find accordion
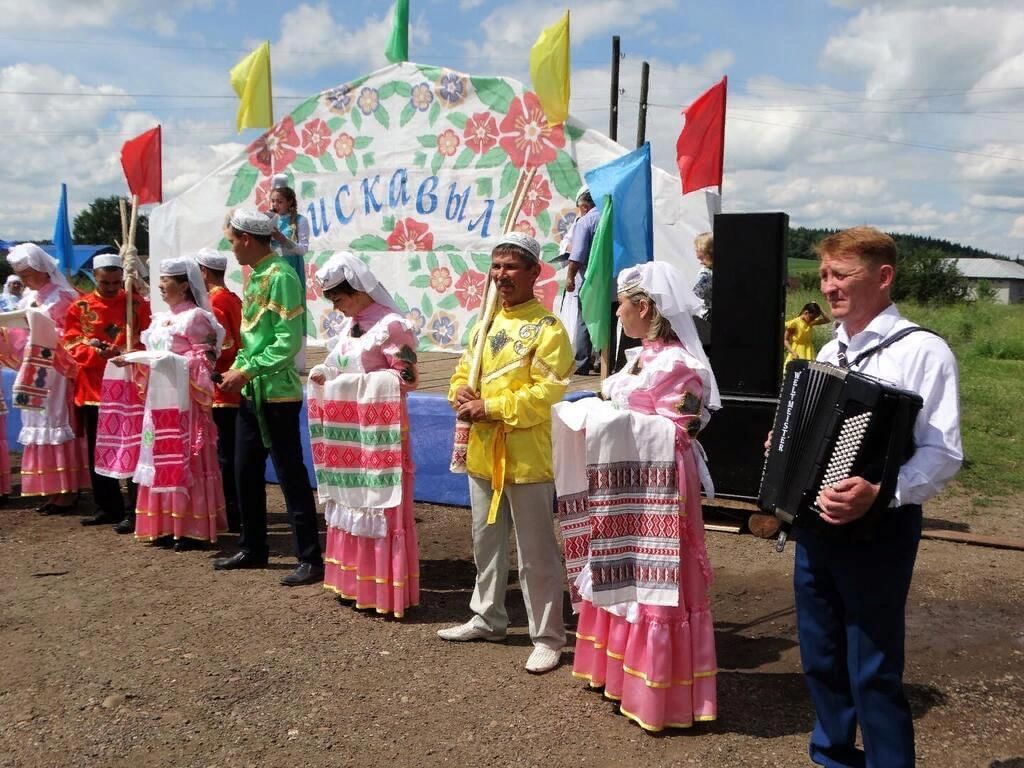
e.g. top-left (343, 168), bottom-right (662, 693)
top-left (758, 360), bottom-right (923, 546)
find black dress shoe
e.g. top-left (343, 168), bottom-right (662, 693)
top-left (213, 551), bottom-right (268, 571)
top-left (174, 539), bottom-right (207, 552)
top-left (81, 512), bottom-right (120, 526)
top-left (114, 517), bottom-right (135, 534)
top-left (280, 562), bottom-right (325, 586)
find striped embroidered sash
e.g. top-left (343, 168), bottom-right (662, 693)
top-left (95, 361), bottom-right (146, 479)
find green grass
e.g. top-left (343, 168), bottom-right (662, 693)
top-left (783, 289), bottom-right (1024, 496)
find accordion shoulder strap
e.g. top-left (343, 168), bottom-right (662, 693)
top-left (851, 325), bottom-right (942, 369)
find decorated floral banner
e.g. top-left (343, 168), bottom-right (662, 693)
top-left (150, 62), bottom-right (710, 352)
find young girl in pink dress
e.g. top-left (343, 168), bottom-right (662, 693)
top-left (0, 244), bottom-right (89, 511)
top-left (308, 252), bottom-right (420, 618)
top-left (114, 256), bottom-right (227, 550)
top-left (566, 261), bottom-right (721, 732)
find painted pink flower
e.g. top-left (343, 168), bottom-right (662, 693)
top-left (386, 218), bottom-right (434, 252)
top-left (246, 116), bottom-right (300, 177)
top-left (437, 128), bottom-right (460, 158)
top-left (301, 118), bottom-right (331, 158)
top-left (334, 133), bottom-right (355, 159)
top-left (254, 177), bottom-right (275, 212)
top-left (306, 262), bottom-right (323, 302)
top-left (463, 112), bottom-right (499, 154)
top-left (454, 270), bottom-right (486, 311)
top-left (498, 92), bottom-right (566, 169)
top-left (533, 260), bottom-right (559, 310)
top-left (429, 267), bottom-right (453, 293)
top-left (521, 175), bottom-right (552, 217)
top-left (514, 220), bottom-right (537, 238)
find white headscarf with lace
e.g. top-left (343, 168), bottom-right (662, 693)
top-left (315, 251), bottom-right (400, 314)
top-left (617, 261), bottom-right (721, 410)
top-left (5, 243), bottom-right (77, 297)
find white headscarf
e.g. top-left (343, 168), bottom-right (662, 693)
top-left (5, 243), bottom-right (77, 296)
top-left (617, 261), bottom-right (721, 410)
top-left (160, 256), bottom-right (212, 313)
top-left (315, 251), bottom-right (400, 314)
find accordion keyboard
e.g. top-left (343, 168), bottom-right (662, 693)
top-left (813, 411), bottom-right (873, 511)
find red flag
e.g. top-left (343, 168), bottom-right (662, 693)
top-left (120, 126), bottom-right (162, 204)
top-left (676, 76), bottom-right (727, 195)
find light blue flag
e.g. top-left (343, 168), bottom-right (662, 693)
top-left (52, 183), bottom-right (74, 274)
top-left (583, 143), bottom-right (654, 276)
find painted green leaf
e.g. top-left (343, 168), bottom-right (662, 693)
top-left (418, 135), bottom-right (438, 148)
top-left (438, 294), bottom-right (459, 310)
top-left (411, 274), bottom-right (430, 288)
top-left (471, 253), bottom-right (491, 271)
top-left (541, 243), bottom-right (559, 263)
top-left (453, 147), bottom-right (475, 170)
top-left (226, 164), bottom-right (259, 206)
top-left (349, 75), bottom-right (370, 90)
top-left (434, 244), bottom-right (458, 251)
top-left (363, 152), bottom-right (375, 168)
top-left (499, 162), bottom-right (519, 198)
top-left (399, 102), bottom-right (416, 128)
top-left (546, 149), bottom-right (583, 200)
top-left (418, 65), bottom-right (443, 82)
top-left (378, 82), bottom-right (397, 100)
top-left (476, 177), bottom-right (492, 198)
top-left (428, 100), bottom-right (441, 128)
top-left (374, 105), bottom-right (390, 129)
top-left (306, 313), bottom-right (317, 337)
top-left (565, 121), bottom-right (585, 142)
top-left (327, 116), bottom-right (344, 131)
top-left (421, 295), bottom-right (434, 317)
top-left (426, 252), bottom-right (440, 272)
top-left (537, 209), bottom-right (552, 238)
top-left (315, 251), bottom-right (332, 266)
top-left (346, 154), bottom-right (358, 175)
top-left (498, 203), bottom-right (511, 229)
top-left (431, 151), bottom-right (444, 176)
top-left (447, 111), bottom-right (469, 129)
top-left (289, 95), bottom-right (320, 124)
top-left (449, 253), bottom-right (469, 275)
top-left (349, 234), bottom-right (388, 251)
top-left (218, 238), bottom-right (231, 250)
top-left (352, 109), bottom-right (363, 131)
top-left (395, 82), bottom-right (412, 98)
top-left (229, 268), bottom-right (242, 283)
top-left (301, 181), bottom-right (317, 199)
top-left (353, 136), bottom-right (373, 150)
top-left (476, 147), bottom-right (507, 170)
top-left (319, 153), bottom-right (338, 172)
top-left (393, 293), bottom-right (410, 313)
top-left (470, 77), bottom-right (515, 114)
top-left (382, 214), bottom-right (396, 233)
top-left (413, 151), bottom-right (427, 168)
top-left (289, 154), bottom-right (315, 173)
top-left (408, 255), bottom-right (422, 272)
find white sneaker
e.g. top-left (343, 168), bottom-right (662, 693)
top-left (436, 621), bottom-right (506, 642)
top-left (525, 645), bottom-right (562, 674)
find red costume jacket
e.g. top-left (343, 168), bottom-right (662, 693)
top-left (209, 285), bottom-right (243, 407)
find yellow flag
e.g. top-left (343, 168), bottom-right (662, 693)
top-left (529, 11), bottom-right (570, 127)
top-left (230, 41), bottom-right (273, 132)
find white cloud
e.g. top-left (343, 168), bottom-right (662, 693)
top-left (968, 194), bottom-right (1024, 212)
top-left (459, 0), bottom-right (485, 8)
top-left (1010, 215), bottom-right (1024, 239)
top-left (0, 0), bottom-right (215, 32)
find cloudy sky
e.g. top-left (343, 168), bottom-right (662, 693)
top-left (1, 0), bottom-right (1022, 255)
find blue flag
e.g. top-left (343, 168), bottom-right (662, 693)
top-left (53, 183), bottom-right (74, 274)
top-left (584, 143), bottom-right (654, 275)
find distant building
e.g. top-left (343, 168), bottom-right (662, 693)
top-left (951, 258), bottom-right (1024, 304)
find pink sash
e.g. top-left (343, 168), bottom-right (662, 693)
top-left (95, 362), bottom-right (146, 479)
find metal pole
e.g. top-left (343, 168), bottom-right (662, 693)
top-left (609, 36), bottom-right (620, 142)
top-left (636, 61), bottom-right (650, 148)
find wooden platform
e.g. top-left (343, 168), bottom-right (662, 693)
top-left (305, 347), bottom-right (602, 396)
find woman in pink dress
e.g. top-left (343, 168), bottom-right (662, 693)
top-left (114, 256), bottom-right (227, 550)
top-left (0, 243), bottom-right (89, 511)
top-left (569, 261), bottom-right (722, 732)
top-left (308, 252), bottom-right (420, 618)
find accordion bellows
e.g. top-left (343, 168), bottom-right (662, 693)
top-left (758, 360), bottom-right (923, 534)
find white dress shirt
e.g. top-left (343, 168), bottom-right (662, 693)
top-left (818, 303), bottom-right (963, 506)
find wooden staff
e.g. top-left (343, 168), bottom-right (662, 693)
top-left (125, 195), bottom-right (139, 351)
top-left (448, 166), bottom-right (536, 474)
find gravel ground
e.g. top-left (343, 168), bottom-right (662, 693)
top-left (1, 489), bottom-right (1022, 768)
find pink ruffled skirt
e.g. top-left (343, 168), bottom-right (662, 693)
top-left (19, 437), bottom-right (90, 497)
top-left (135, 438), bottom-right (226, 543)
top-left (324, 467), bottom-right (419, 618)
top-left (0, 415), bottom-right (10, 495)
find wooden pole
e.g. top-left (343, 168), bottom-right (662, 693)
top-left (118, 198), bottom-right (128, 247)
top-left (717, 75), bottom-right (728, 199)
top-left (608, 36), bottom-right (621, 143)
top-left (125, 195), bottom-right (139, 351)
top-left (636, 61), bottom-right (650, 148)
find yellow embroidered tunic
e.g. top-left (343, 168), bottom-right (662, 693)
top-left (449, 298), bottom-right (573, 491)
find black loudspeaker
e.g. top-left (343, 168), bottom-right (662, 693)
top-left (700, 394), bottom-right (777, 501)
top-left (709, 213), bottom-right (789, 397)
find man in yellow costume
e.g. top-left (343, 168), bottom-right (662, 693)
top-left (438, 232), bottom-right (574, 675)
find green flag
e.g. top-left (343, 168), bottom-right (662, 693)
top-left (385, 0), bottom-right (409, 64)
top-left (579, 196), bottom-right (614, 351)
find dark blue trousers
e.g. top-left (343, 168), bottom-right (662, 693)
top-left (794, 506), bottom-right (922, 768)
top-left (235, 398), bottom-right (322, 566)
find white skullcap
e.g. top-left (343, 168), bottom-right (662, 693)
top-left (272, 173), bottom-right (290, 190)
top-left (494, 232), bottom-right (541, 263)
top-left (575, 184), bottom-right (591, 204)
top-left (195, 248), bottom-right (227, 271)
top-left (229, 208), bottom-right (276, 236)
top-left (315, 251), bottom-right (400, 313)
top-left (93, 253), bottom-right (123, 270)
